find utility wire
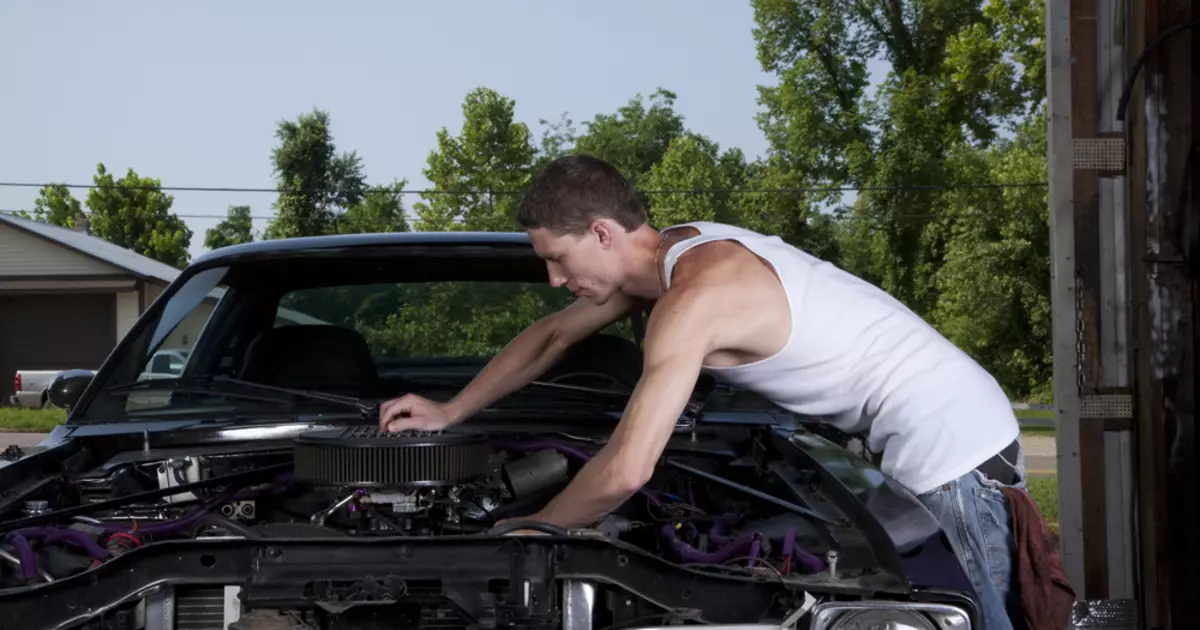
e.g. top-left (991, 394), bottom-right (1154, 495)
top-left (0, 207), bottom-right (1042, 224)
top-left (0, 180), bottom-right (1048, 195)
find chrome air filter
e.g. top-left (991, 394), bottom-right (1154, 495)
top-left (293, 427), bottom-right (491, 488)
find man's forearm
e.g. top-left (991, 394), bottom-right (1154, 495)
top-left (445, 318), bottom-right (569, 422)
top-left (531, 444), bottom-right (645, 529)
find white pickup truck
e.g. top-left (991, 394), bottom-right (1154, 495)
top-left (9, 349), bottom-right (189, 408)
top-left (10, 369), bottom-right (81, 408)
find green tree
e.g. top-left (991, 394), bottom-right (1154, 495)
top-left (414, 87), bottom-right (536, 231)
top-left (265, 109), bottom-right (367, 239)
top-left (573, 88), bottom-right (686, 212)
top-left (931, 112), bottom-right (1051, 400)
top-left (28, 184), bottom-right (84, 228)
top-left (338, 180), bottom-right (410, 234)
top-left (85, 164), bottom-right (192, 268)
top-left (533, 112), bottom-right (578, 174)
top-left (750, 0), bottom-right (1045, 315)
top-left (642, 133), bottom-right (744, 227)
top-left (204, 205), bottom-right (255, 250)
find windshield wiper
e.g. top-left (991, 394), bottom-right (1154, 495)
top-left (103, 376), bottom-right (380, 421)
top-left (206, 376), bottom-right (380, 421)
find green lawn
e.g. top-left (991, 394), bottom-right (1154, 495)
top-left (1014, 407), bottom-right (1055, 422)
top-left (0, 407), bottom-right (67, 432)
top-left (1019, 425), bottom-right (1057, 437)
top-left (1025, 474), bottom-right (1059, 534)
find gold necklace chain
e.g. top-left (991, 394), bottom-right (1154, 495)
top-left (655, 231), bottom-right (668, 297)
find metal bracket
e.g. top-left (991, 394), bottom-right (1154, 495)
top-left (1079, 394), bottom-right (1133, 418)
top-left (1073, 138), bottom-right (1126, 171)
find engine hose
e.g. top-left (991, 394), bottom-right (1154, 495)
top-left (486, 520), bottom-right (570, 536)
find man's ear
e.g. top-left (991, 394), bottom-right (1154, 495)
top-left (591, 219), bottom-right (615, 249)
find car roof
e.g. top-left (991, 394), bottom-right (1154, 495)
top-left (190, 231), bottom-right (535, 267)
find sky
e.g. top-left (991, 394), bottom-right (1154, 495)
top-left (0, 1), bottom-right (786, 259)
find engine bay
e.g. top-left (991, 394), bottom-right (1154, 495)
top-left (0, 424), bottom-right (868, 629)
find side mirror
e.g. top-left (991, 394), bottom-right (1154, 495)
top-left (47, 370), bottom-right (95, 410)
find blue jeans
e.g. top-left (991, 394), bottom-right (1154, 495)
top-left (917, 442), bottom-right (1026, 630)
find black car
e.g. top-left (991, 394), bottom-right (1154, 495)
top-left (0, 232), bottom-right (980, 630)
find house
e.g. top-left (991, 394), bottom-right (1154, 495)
top-left (0, 212), bottom-right (324, 403)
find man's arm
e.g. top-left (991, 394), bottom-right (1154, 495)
top-left (523, 283), bottom-right (723, 529)
top-left (437, 293), bottom-right (639, 424)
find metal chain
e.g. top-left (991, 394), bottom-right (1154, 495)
top-left (1075, 269), bottom-right (1086, 394)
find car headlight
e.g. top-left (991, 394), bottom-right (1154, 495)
top-left (809, 601), bottom-right (970, 630)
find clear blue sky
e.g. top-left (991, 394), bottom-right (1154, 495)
top-left (1, 2), bottom-right (784, 259)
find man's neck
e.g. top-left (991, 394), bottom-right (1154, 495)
top-left (620, 225), bottom-right (671, 300)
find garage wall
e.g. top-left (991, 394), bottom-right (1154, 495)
top-left (0, 225), bottom-right (117, 276)
top-left (159, 304), bottom-right (216, 351)
top-left (0, 293), bottom-right (117, 401)
top-left (116, 290), bottom-right (139, 340)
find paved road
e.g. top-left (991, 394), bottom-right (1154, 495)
top-left (0, 431), bottom-right (1059, 475)
top-left (0, 432), bottom-right (48, 449)
top-left (1023, 435), bottom-right (1057, 476)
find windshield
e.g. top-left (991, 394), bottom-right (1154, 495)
top-left (75, 246), bottom-right (642, 423)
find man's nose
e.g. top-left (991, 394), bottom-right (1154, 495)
top-left (548, 266), bottom-right (568, 287)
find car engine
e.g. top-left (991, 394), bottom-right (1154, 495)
top-left (0, 426), bottom-right (844, 629)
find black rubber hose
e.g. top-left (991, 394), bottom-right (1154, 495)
top-left (1116, 18), bottom-right (1200, 122)
top-left (485, 520), bottom-right (570, 536)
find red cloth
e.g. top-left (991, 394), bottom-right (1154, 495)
top-left (1002, 486), bottom-right (1076, 630)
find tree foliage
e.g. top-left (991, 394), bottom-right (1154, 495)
top-left (265, 109), bottom-right (368, 239)
top-left (85, 164), bottom-right (192, 268)
top-left (204, 205), bottom-right (255, 251)
top-left (28, 184), bottom-right (83, 228)
top-left (414, 88), bottom-right (536, 231)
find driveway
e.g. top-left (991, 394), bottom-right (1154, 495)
top-left (0, 432), bottom-right (48, 449)
top-left (1023, 435), bottom-right (1056, 476)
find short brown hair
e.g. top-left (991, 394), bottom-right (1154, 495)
top-left (516, 154), bottom-right (647, 234)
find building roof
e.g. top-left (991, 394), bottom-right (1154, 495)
top-left (0, 212), bottom-right (329, 325)
top-left (0, 212), bottom-right (186, 285)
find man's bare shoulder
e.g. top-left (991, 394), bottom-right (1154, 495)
top-left (669, 237), bottom-right (778, 294)
top-left (658, 237), bottom-right (792, 364)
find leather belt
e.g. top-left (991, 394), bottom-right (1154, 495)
top-left (975, 438), bottom-right (1021, 485)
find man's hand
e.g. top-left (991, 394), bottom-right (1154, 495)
top-left (379, 393), bottom-right (459, 432)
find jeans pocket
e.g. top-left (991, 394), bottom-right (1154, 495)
top-left (972, 484), bottom-right (1014, 588)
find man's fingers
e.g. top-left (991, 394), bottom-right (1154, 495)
top-left (379, 395), bottom-right (420, 431)
top-left (386, 418), bottom-right (420, 433)
top-left (378, 400), bottom-right (397, 430)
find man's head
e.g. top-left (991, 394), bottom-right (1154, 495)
top-left (517, 155), bottom-right (659, 303)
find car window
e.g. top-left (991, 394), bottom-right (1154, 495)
top-left (167, 354), bottom-right (185, 374)
top-left (274, 281), bottom-right (575, 359)
top-left (150, 354), bottom-right (171, 373)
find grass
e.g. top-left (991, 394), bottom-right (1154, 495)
top-left (0, 407), bottom-right (67, 432)
top-left (1025, 474), bottom-right (1060, 535)
top-left (1015, 407), bottom-right (1055, 422)
top-left (1019, 425), bottom-right (1057, 437)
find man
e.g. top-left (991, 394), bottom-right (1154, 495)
top-left (379, 154), bottom-right (1023, 629)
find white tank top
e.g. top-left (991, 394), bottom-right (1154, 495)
top-left (660, 221), bottom-right (1019, 495)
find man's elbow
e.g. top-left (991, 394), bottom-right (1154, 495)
top-left (609, 458), bottom-right (654, 497)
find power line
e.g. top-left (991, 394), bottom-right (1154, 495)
top-left (0, 180), bottom-right (1049, 196)
top-left (0, 207), bottom-right (1043, 224)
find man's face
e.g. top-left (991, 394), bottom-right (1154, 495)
top-left (527, 223), bottom-right (623, 304)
